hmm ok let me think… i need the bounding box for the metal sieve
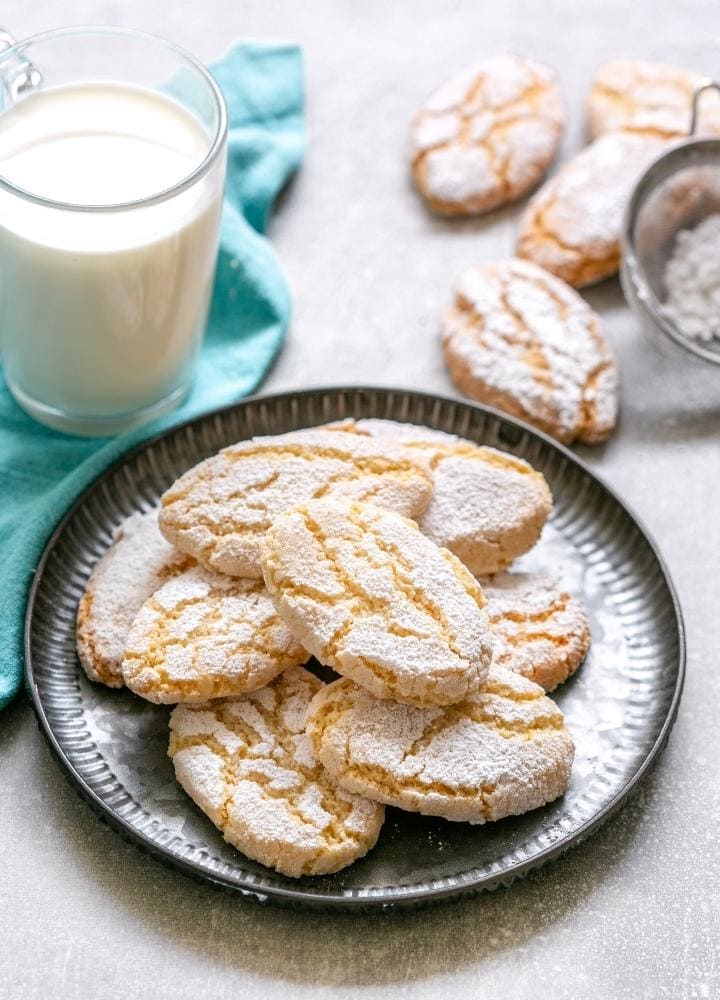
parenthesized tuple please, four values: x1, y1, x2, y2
(621, 80, 720, 366)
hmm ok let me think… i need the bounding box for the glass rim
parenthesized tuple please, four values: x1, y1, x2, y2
(0, 25, 228, 213)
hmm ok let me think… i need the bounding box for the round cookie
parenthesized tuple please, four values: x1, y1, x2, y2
(158, 429, 433, 578)
(306, 665, 575, 824)
(588, 58, 720, 140)
(411, 54, 564, 216)
(259, 498, 494, 708)
(327, 418, 552, 574)
(76, 510, 194, 688)
(122, 565, 309, 704)
(479, 571, 590, 691)
(516, 130, 669, 287)
(441, 257, 619, 444)
(169, 667, 384, 878)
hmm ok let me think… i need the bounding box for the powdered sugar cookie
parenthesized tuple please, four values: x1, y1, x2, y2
(411, 54, 564, 216)
(122, 565, 309, 704)
(260, 498, 493, 708)
(169, 667, 384, 877)
(327, 419, 552, 574)
(306, 665, 574, 823)
(76, 510, 194, 688)
(158, 430, 433, 578)
(588, 58, 720, 140)
(517, 130, 669, 287)
(442, 258, 618, 444)
(480, 571, 590, 691)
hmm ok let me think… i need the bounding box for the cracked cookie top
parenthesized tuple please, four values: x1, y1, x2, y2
(442, 257, 618, 444)
(158, 429, 434, 578)
(326, 418, 552, 575)
(411, 53, 564, 216)
(121, 565, 309, 704)
(76, 510, 194, 688)
(479, 571, 591, 691)
(168, 667, 384, 877)
(588, 58, 720, 140)
(259, 498, 494, 708)
(516, 130, 668, 287)
(306, 665, 575, 823)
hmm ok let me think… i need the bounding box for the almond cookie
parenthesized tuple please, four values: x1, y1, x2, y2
(76, 510, 194, 688)
(327, 418, 552, 574)
(441, 258, 618, 444)
(169, 667, 384, 877)
(121, 565, 309, 704)
(480, 571, 590, 691)
(588, 58, 720, 140)
(158, 429, 433, 578)
(411, 54, 564, 216)
(516, 130, 669, 287)
(260, 498, 493, 708)
(306, 665, 574, 823)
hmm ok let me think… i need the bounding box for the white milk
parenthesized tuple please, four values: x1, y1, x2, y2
(0, 82, 225, 432)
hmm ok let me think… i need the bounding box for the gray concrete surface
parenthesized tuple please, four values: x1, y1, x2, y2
(1, 2, 719, 998)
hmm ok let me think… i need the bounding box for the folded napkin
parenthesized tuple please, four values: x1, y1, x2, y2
(0, 41, 305, 709)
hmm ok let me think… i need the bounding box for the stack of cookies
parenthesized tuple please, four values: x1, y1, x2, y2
(410, 55, 720, 445)
(77, 422, 590, 878)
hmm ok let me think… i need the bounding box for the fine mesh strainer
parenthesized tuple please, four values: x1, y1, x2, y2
(621, 80, 720, 366)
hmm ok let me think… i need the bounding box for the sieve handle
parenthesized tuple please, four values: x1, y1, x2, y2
(0, 27, 42, 102)
(690, 78, 720, 135)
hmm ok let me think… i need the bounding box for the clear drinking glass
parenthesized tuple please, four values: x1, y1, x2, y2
(0, 27, 227, 435)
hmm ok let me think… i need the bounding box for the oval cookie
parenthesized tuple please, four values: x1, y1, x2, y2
(307, 666, 575, 823)
(411, 54, 564, 216)
(516, 130, 668, 287)
(169, 667, 384, 877)
(158, 429, 433, 578)
(260, 498, 494, 708)
(76, 510, 194, 688)
(441, 258, 618, 444)
(480, 571, 590, 691)
(328, 418, 552, 574)
(588, 58, 720, 140)
(121, 565, 309, 704)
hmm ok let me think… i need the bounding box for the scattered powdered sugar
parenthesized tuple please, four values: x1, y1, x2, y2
(660, 213, 720, 341)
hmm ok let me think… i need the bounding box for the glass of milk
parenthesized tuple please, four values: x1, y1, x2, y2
(0, 27, 227, 435)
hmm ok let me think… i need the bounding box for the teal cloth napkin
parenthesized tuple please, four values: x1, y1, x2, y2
(0, 41, 305, 709)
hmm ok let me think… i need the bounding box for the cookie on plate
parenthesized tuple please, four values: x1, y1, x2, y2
(306, 665, 575, 823)
(441, 257, 618, 444)
(588, 58, 720, 140)
(76, 510, 193, 688)
(158, 429, 433, 578)
(260, 498, 494, 708)
(516, 130, 669, 287)
(480, 571, 590, 691)
(411, 54, 564, 215)
(327, 418, 552, 574)
(169, 667, 385, 877)
(122, 565, 309, 704)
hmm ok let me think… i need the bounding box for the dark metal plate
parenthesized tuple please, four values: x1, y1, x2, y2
(24, 387, 685, 910)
